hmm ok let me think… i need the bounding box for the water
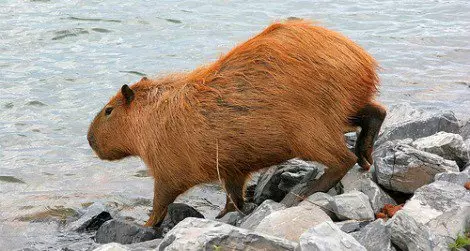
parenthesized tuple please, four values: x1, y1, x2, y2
(1, 0, 469, 249)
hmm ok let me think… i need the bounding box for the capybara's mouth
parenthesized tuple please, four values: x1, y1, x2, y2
(87, 132, 97, 151)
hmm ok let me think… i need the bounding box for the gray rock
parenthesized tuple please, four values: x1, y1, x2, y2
(297, 221, 366, 251)
(159, 203, 204, 234)
(374, 142, 459, 193)
(460, 119, 470, 140)
(435, 171, 470, 186)
(127, 238, 163, 251)
(255, 203, 331, 241)
(376, 103, 459, 146)
(299, 192, 335, 219)
(254, 159, 322, 204)
(67, 202, 110, 232)
(95, 219, 159, 244)
(330, 191, 374, 221)
(389, 181, 470, 250)
(335, 220, 370, 233)
(159, 217, 296, 251)
(412, 131, 469, 168)
(218, 211, 242, 226)
(359, 178, 396, 213)
(339, 164, 373, 193)
(350, 219, 393, 251)
(93, 243, 129, 251)
(238, 199, 285, 230)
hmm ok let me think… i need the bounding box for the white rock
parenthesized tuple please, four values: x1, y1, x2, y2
(255, 203, 331, 241)
(350, 219, 393, 251)
(329, 192, 374, 221)
(297, 221, 366, 251)
(339, 164, 372, 193)
(359, 178, 396, 213)
(159, 218, 296, 250)
(434, 171, 470, 186)
(335, 220, 369, 233)
(93, 243, 129, 251)
(299, 192, 335, 219)
(238, 199, 285, 230)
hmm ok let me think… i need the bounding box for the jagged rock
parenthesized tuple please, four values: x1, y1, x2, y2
(339, 164, 373, 193)
(238, 200, 285, 230)
(254, 159, 322, 204)
(335, 220, 370, 233)
(67, 202, 111, 232)
(359, 178, 396, 213)
(389, 181, 470, 250)
(460, 119, 470, 140)
(376, 103, 459, 146)
(255, 203, 331, 241)
(126, 239, 163, 251)
(218, 211, 242, 226)
(159, 218, 296, 250)
(329, 191, 374, 221)
(95, 220, 160, 244)
(350, 219, 393, 251)
(345, 132, 357, 152)
(374, 142, 459, 193)
(297, 221, 366, 251)
(435, 171, 470, 186)
(412, 131, 469, 168)
(92, 243, 128, 251)
(159, 203, 204, 234)
(299, 192, 335, 219)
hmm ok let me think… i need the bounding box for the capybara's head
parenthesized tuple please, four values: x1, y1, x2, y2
(87, 84, 138, 160)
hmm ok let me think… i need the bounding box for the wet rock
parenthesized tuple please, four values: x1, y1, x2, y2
(435, 171, 470, 186)
(374, 142, 459, 193)
(254, 159, 323, 204)
(330, 191, 374, 221)
(254, 203, 331, 241)
(335, 220, 370, 233)
(238, 199, 285, 230)
(95, 219, 160, 244)
(412, 131, 469, 168)
(297, 221, 366, 251)
(350, 219, 393, 251)
(67, 202, 111, 232)
(92, 243, 128, 251)
(159, 218, 296, 250)
(376, 103, 459, 146)
(359, 178, 396, 213)
(299, 192, 335, 219)
(389, 181, 470, 250)
(159, 203, 204, 234)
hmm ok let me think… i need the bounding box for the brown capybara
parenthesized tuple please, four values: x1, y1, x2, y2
(87, 19, 386, 227)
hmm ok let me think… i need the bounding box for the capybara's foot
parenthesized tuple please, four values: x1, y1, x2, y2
(355, 140, 373, 171)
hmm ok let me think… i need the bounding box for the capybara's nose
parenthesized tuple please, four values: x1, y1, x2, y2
(87, 132, 96, 149)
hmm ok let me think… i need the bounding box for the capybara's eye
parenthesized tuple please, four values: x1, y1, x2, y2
(104, 107, 113, 116)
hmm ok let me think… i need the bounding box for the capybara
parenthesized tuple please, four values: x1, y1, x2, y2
(87, 19, 386, 227)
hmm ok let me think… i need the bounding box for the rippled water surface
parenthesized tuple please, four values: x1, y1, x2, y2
(1, 0, 469, 249)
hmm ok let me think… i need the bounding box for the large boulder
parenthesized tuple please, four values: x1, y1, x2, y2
(374, 141, 459, 193)
(254, 159, 323, 204)
(329, 192, 375, 221)
(238, 199, 285, 230)
(359, 178, 396, 214)
(158, 218, 296, 250)
(412, 131, 469, 168)
(350, 219, 393, 251)
(435, 171, 470, 186)
(338, 164, 373, 193)
(95, 220, 160, 244)
(389, 181, 470, 250)
(159, 203, 204, 234)
(254, 203, 331, 241)
(299, 192, 335, 219)
(297, 221, 366, 251)
(67, 202, 112, 232)
(376, 103, 459, 146)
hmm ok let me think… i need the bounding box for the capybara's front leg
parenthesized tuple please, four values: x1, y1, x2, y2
(215, 174, 246, 219)
(350, 101, 386, 170)
(144, 180, 181, 227)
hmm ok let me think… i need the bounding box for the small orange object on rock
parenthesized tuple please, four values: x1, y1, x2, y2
(464, 181, 470, 190)
(377, 203, 404, 220)
(375, 212, 387, 219)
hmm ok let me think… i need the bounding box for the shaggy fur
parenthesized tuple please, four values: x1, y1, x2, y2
(87, 19, 384, 226)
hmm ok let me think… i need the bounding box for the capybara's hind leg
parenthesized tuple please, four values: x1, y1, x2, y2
(349, 101, 386, 170)
(215, 174, 246, 219)
(145, 180, 182, 227)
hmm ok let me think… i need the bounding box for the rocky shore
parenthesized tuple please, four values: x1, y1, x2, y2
(19, 104, 470, 251)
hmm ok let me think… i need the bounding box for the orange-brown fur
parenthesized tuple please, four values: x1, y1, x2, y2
(88, 19, 382, 226)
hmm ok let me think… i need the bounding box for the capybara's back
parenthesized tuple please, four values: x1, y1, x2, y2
(88, 19, 386, 226)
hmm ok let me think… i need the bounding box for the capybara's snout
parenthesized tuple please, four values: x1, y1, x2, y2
(87, 131, 97, 152)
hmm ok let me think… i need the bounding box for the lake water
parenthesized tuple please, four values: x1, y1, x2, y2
(1, 0, 469, 249)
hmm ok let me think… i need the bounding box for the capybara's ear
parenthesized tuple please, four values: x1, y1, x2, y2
(121, 84, 134, 104)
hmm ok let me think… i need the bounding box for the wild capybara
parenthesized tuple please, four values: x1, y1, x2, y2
(87, 19, 386, 226)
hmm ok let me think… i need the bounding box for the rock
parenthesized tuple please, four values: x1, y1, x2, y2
(299, 192, 335, 219)
(218, 211, 242, 226)
(359, 178, 396, 213)
(238, 199, 285, 230)
(376, 103, 459, 146)
(329, 191, 374, 221)
(460, 119, 470, 140)
(345, 132, 357, 152)
(389, 181, 470, 250)
(339, 164, 373, 193)
(92, 243, 129, 251)
(435, 171, 470, 186)
(335, 220, 370, 233)
(77, 212, 112, 233)
(412, 131, 469, 168)
(95, 219, 160, 244)
(158, 218, 296, 250)
(67, 202, 111, 232)
(159, 203, 204, 234)
(126, 238, 163, 251)
(255, 203, 331, 241)
(374, 142, 459, 193)
(297, 221, 366, 251)
(350, 219, 393, 251)
(254, 158, 323, 204)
